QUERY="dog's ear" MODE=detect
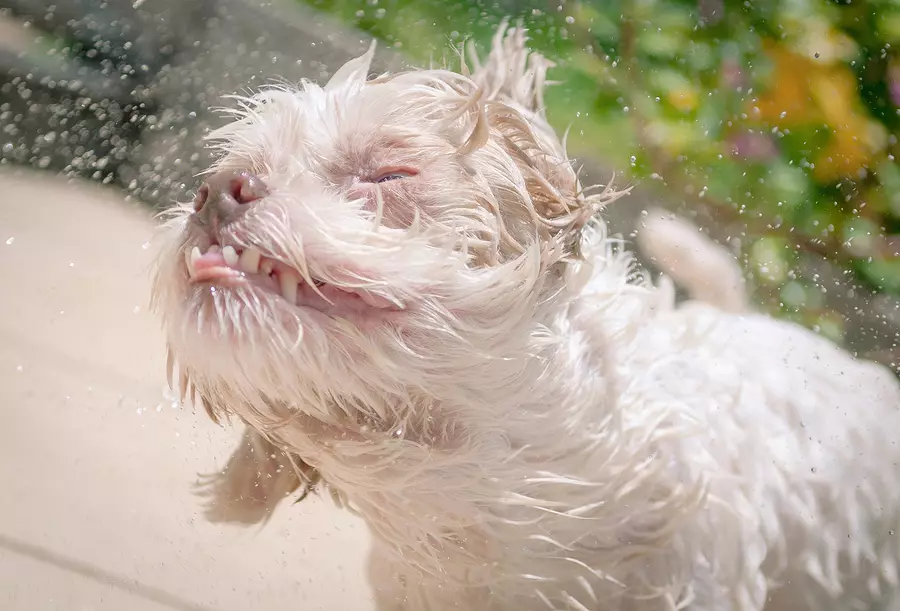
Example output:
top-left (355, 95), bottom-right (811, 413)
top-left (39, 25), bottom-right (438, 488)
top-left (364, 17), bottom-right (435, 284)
top-left (461, 22), bottom-right (625, 257)
top-left (195, 426), bottom-right (320, 525)
top-left (325, 39), bottom-right (377, 93)
top-left (465, 19), bottom-right (553, 115)
top-left (467, 21), bottom-right (627, 258)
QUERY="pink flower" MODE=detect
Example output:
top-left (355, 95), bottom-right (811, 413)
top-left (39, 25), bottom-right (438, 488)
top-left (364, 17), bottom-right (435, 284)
top-left (728, 131), bottom-right (779, 161)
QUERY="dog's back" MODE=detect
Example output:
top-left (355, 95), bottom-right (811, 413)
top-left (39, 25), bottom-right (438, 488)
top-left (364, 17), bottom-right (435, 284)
top-left (634, 210), bottom-right (900, 610)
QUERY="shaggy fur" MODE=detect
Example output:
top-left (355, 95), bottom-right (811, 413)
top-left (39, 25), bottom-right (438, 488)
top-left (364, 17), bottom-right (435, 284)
top-left (151, 22), bottom-right (900, 611)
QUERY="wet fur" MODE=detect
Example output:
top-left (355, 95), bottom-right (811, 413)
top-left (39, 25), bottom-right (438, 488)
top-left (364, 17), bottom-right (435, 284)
top-left (152, 22), bottom-right (900, 611)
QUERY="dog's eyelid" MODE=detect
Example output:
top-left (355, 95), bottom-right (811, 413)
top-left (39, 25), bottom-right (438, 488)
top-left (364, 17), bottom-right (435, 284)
top-left (365, 167), bottom-right (419, 184)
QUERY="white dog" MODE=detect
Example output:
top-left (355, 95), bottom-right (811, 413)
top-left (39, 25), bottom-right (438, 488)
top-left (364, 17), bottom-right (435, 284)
top-left (152, 22), bottom-right (900, 611)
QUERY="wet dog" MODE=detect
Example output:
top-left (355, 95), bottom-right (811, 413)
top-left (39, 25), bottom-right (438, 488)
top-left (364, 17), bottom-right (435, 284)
top-left (152, 22), bottom-right (900, 611)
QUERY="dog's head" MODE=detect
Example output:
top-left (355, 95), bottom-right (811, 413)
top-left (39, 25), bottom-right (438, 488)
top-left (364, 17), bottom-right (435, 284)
top-left (152, 23), bottom-right (623, 463)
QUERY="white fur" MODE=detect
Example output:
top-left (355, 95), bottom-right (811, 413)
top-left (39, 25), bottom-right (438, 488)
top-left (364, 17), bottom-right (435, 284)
top-left (151, 21), bottom-right (900, 611)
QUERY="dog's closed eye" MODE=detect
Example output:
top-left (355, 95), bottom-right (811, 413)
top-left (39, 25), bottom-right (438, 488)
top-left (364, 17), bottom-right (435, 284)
top-left (367, 168), bottom-right (418, 184)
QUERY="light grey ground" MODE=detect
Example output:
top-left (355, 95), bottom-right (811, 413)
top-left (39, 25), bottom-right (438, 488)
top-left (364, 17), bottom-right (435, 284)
top-left (0, 168), bottom-right (375, 610)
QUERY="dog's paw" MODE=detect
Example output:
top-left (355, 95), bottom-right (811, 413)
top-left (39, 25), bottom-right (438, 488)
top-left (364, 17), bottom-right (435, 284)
top-left (194, 426), bottom-right (319, 525)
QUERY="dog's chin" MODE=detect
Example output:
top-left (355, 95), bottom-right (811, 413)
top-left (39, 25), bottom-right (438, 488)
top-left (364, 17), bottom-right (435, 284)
top-left (172, 281), bottom-right (404, 375)
top-left (186, 278), bottom-right (400, 333)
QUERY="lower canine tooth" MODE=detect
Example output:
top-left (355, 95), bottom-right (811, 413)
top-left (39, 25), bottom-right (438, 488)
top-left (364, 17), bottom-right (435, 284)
top-left (188, 246), bottom-right (201, 277)
top-left (357, 291), bottom-right (405, 310)
top-left (359, 291), bottom-right (398, 309)
top-left (279, 271), bottom-right (299, 304)
top-left (238, 247), bottom-right (262, 273)
top-left (222, 245), bottom-right (239, 267)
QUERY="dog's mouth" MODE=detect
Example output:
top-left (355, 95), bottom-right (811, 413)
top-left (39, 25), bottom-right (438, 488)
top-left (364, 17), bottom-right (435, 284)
top-left (183, 242), bottom-right (403, 313)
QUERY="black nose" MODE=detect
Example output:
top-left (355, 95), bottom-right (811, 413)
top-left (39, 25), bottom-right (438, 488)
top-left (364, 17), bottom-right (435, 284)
top-left (193, 170), bottom-right (268, 225)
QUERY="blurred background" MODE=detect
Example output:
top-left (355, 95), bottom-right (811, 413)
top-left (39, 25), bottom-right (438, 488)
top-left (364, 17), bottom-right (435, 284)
top-left (0, 0), bottom-right (898, 608)
top-left (2, 0), bottom-right (898, 371)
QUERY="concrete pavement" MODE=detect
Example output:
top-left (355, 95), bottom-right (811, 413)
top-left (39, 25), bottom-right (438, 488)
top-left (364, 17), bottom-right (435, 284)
top-left (0, 168), bottom-right (374, 610)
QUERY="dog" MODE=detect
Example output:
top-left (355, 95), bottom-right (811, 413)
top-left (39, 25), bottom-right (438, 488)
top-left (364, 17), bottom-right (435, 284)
top-left (152, 21), bottom-right (900, 611)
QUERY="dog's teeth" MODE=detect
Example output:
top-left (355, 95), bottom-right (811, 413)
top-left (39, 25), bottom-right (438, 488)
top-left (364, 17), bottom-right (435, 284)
top-left (222, 245), bottom-right (239, 267)
top-left (208, 244), bottom-right (221, 254)
top-left (188, 246), bottom-right (201, 277)
top-left (383, 294), bottom-right (406, 310)
top-left (280, 271), bottom-right (299, 304)
top-left (359, 290), bottom-right (401, 310)
top-left (260, 258), bottom-right (275, 276)
top-left (238, 247), bottom-right (262, 273)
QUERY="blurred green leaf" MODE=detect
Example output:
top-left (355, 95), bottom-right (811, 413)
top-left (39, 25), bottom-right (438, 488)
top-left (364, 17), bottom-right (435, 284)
top-left (301, 0), bottom-right (900, 311)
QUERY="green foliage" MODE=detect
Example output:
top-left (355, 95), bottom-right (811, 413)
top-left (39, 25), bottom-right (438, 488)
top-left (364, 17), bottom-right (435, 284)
top-left (302, 0), bottom-right (900, 343)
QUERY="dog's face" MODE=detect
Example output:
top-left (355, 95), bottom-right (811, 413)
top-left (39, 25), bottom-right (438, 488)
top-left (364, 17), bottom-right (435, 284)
top-left (152, 27), bottom-right (619, 438)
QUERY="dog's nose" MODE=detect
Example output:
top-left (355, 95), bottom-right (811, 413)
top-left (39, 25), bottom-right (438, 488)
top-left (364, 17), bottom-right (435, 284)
top-left (193, 170), bottom-right (268, 225)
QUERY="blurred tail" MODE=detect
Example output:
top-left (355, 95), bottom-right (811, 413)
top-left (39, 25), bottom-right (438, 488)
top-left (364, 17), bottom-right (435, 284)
top-left (636, 208), bottom-right (748, 313)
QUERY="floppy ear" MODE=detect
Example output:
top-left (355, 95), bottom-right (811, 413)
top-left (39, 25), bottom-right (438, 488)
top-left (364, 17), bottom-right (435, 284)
top-left (466, 18), bottom-right (553, 115)
top-left (195, 426), bottom-right (321, 525)
top-left (325, 39), bottom-right (377, 93)
top-left (464, 21), bottom-right (626, 254)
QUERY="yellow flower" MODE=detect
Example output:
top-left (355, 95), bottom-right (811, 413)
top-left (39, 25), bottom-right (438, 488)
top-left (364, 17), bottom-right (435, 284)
top-left (752, 41), bottom-right (886, 182)
top-left (666, 87), bottom-right (699, 113)
top-left (813, 119), bottom-right (887, 182)
top-left (754, 44), bottom-right (821, 127)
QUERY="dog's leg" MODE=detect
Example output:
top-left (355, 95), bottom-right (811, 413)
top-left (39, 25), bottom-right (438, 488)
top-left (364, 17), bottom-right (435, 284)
top-left (195, 425), bottom-right (316, 524)
top-left (637, 207), bottom-right (748, 313)
top-left (367, 547), bottom-right (408, 611)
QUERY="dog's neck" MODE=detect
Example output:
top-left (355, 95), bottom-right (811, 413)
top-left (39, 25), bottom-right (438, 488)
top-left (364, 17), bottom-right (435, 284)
top-left (294, 260), bottom-right (692, 604)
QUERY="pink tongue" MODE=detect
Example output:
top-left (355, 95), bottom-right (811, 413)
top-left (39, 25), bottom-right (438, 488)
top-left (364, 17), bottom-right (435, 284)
top-left (193, 251), bottom-right (229, 271)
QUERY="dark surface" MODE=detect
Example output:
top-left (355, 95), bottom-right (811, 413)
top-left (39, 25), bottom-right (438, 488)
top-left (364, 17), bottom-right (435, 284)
top-left (0, 0), bottom-right (404, 207)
